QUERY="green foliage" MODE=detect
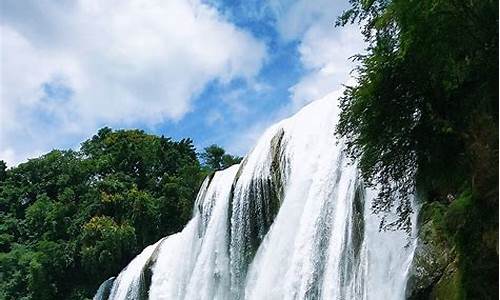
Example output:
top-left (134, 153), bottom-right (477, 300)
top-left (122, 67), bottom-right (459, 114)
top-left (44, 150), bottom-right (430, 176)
top-left (443, 190), bottom-right (473, 234)
top-left (0, 160), bottom-right (6, 182)
top-left (336, 0), bottom-right (498, 231)
top-left (446, 190), bottom-right (498, 299)
top-left (81, 216), bottom-right (136, 278)
top-left (0, 128), bottom-right (216, 299)
top-left (419, 201), bottom-right (448, 244)
top-left (200, 144), bottom-right (243, 172)
top-left (337, 0), bottom-right (498, 297)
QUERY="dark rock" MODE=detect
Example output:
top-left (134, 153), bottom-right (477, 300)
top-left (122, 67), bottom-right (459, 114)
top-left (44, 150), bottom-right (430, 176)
top-left (406, 203), bottom-right (455, 300)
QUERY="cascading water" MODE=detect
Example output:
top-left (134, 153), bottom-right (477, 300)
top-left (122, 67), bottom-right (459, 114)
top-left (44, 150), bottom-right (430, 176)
top-left (96, 91), bottom-right (418, 300)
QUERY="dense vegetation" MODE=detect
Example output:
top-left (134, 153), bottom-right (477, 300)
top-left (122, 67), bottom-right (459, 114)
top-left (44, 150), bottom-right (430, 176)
top-left (200, 144), bottom-right (243, 171)
top-left (337, 0), bottom-right (498, 298)
top-left (0, 128), bottom-right (239, 299)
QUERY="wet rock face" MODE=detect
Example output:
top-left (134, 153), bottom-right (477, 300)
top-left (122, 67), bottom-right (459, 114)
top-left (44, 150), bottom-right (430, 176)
top-left (105, 239), bottom-right (165, 300)
top-left (137, 242), bottom-right (164, 300)
top-left (94, 277), bottom-right (115, 300)
top-left (228, 129), bottom-right (287, 295)
top-left (406, 222), bottom-right (451, 299)
top-left (405, 203), bottom-right (459, 300)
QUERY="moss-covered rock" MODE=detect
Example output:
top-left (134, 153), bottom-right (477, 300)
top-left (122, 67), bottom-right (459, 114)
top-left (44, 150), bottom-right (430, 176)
top-left (407, 186), bottom-right (498, 300)
top-left (406, 202), bottom-right (456, 299)
top-left (431, 258), bottom-right (464, 300)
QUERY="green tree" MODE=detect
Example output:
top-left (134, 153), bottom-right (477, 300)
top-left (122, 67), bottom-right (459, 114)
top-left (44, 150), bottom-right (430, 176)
top-left (80, 216), bottom-right (137, 278)
top-left (337, 0), bottom-right (498, 230)
top-left (0, 128), bottom-right (205, 299)
top-left (200, 144), bottom-right (242, 171)
top-left (0, 160), bottom-right (7, 182)
top-left (336, 0), bottom-right (498, 297)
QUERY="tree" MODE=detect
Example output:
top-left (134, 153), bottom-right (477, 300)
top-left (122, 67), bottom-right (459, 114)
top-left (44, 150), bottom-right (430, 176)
top-left (200, 144), bottom-right (242, 171)
top-left (336, 0), bottom-right (498, 297)
top-left (336, 0), bottom-right (498, 231)
top-left (0, 160), bottom-right (7, 182)
top-left (0, 128), bottom-right (206, 299)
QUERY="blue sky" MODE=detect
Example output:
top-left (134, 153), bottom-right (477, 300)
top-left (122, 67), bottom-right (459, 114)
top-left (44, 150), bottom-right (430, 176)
top-left (0, 0), bottom-right (364, 166)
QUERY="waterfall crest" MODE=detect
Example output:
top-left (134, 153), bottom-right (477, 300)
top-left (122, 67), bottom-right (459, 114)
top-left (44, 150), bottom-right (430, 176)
top-left (98, 91), bottom-right (417, 300)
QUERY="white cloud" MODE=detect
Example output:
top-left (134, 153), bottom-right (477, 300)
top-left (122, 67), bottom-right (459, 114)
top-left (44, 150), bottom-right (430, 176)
top-left (290, 24), bottom-right (363, 107)
top-left (205, 110), bottom-right (223, 126)
top-left (228, 0), bottom-right (364, 157)
top-left (0, 0), bottom-right (267, 166)
top-left (271, 0), bottom-right (364, 108)
top-left (271, 0), bottom-right (334, 40)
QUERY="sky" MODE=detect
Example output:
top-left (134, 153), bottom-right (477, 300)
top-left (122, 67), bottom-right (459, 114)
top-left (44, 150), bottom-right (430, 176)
top-left (0, 0), bottom-right (365, 167)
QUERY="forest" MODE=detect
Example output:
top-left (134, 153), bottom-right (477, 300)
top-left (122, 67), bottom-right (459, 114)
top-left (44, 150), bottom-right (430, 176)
top-left (0, 128), bottom-right (240, 299)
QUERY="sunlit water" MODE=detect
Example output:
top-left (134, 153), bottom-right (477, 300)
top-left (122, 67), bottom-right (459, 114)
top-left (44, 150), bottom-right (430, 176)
top-left (96, 91), bottom-right (418, 300)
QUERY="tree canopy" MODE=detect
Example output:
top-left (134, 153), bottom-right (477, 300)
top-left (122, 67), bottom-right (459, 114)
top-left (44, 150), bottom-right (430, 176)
top-left (337, 0), bottom-right (498, 231)
top-left (0, 128), bottom-right (243, 299)
top-left (200, 144), bottom-right (243, 172)
top-left (337, 0), bottom-right (498, 297)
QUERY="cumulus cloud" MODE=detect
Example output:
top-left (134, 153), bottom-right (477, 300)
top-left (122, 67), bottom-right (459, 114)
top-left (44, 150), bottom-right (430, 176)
top-left (272, 0), bottom-right (364, 108)
top-left (226, 0), bottom-right (364, 157)
top-left (290, 24), bottom-right (363, 107)
top-left (0, 0), bottom-right (266, 166)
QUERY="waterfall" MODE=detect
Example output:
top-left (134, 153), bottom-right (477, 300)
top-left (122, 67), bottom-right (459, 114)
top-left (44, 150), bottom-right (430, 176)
top-left (97, 91), bottom-right (417, 300)
top-left (94, 277), bottom-right (115, 300)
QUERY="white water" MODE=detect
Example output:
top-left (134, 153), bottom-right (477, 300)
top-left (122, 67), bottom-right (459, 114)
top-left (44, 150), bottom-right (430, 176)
top-left (99, 91), bottom-right (417, 300)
